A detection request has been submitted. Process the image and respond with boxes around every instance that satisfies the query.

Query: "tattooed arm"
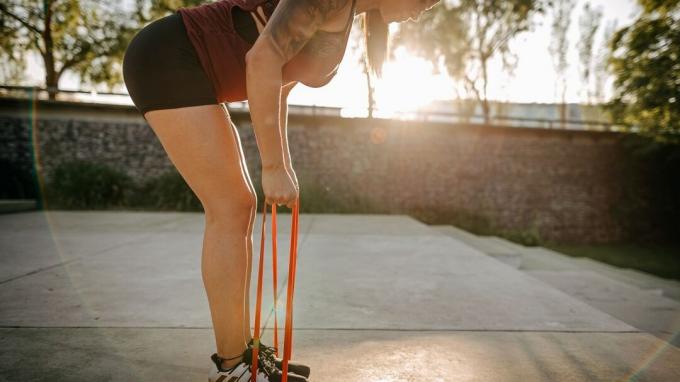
[245,0,349,169]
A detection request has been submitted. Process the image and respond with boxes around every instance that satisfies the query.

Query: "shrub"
[130,169,203,211]
[0,158,38,199]
[45,159,132,209]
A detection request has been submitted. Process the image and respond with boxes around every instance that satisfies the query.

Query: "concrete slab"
[0,210,197,234]
[487,236,529,253]
[2,211,676,381]
[0,229,634,332]
[0,231,209,326]
[303,213,443,236]
[0,199,36,214]
[1,212,633,332]
[526,270,680,347]
[1,328,679,381]
[432,225,523,268]
[279,233,634,331]
[518,247,591,272]
[0,211,198,282]
[518,246,680,302]
[571,257,680,302]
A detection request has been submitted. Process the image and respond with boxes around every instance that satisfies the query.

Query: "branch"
[463,73,482,103]
[57,44,90,77]
[57,56,80,78]
[0,4,43,34]
[488,25,520,56]
[31,36,46,57]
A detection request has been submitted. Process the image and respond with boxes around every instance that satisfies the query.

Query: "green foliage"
[44,159,203,211]
[577,2,603,104]
[0,0,204,93]
[132,0,205,24]
[41,160,385,213]
[498,223,542,247]
[618,135,680,241]
[45,159,133,209]
[295,174,376,214]
[130,169,203,211]
[547,242,680,280]
[0,158,38,199]
[0,1,136,93]
[603,1,680,143]
[639,0,678,14]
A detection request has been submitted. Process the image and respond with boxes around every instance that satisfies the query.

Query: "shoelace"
[252,197,300,382]
[241,345,278,378]
[230,358,273,382]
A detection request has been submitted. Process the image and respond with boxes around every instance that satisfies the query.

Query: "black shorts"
[122,12,218,119]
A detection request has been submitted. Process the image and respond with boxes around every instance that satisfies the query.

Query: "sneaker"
[208,350,308,382]
[247,338,311,378]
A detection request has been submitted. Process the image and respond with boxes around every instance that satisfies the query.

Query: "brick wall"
[280,116,651,243]
[0,98,665,243]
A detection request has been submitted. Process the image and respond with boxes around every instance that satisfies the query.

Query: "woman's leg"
[235,121,258,345]
[144,104,255,370]
[223,117,258,345]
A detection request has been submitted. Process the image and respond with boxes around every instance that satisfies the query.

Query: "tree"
[131,0,204,25]
[348,16,377,118]
[393,0,551,125]
[604,0,680,142]
[577,2,602,105]
[548,0,575,127]
[0,1,140,99]
[0,1,203,100]
[592,19,617,105]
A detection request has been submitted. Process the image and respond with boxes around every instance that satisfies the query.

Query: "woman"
[122,0,440,380]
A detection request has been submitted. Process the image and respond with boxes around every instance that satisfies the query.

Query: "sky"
[22,0,642,111]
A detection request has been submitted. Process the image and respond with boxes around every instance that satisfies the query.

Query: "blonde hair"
[362,9,389,79]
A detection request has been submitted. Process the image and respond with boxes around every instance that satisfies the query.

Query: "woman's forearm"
[279,82,297,170]
[279,97,292,169]
[246,50,285,170]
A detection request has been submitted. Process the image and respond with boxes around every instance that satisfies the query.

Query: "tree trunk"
[365,70,374,119]
[560,79,567,128]
[481,57,490,125]
[482,98,490,125]
[42,0,58,101]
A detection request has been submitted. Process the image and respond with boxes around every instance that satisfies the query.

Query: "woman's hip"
[122,12,218,114]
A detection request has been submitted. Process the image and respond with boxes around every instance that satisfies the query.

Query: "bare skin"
[143,83,296,371]
[141,0,440,371]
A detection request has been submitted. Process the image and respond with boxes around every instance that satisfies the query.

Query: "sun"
[372,46,454,119]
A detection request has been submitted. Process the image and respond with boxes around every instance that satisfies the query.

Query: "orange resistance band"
[252,197,300,382]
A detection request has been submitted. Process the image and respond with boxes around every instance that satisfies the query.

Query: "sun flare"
[372,47,454,118]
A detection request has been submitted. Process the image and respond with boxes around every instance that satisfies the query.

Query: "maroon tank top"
[176,0,356,103]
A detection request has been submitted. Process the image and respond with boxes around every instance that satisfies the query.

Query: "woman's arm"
[245,0,348,170]
[280,81,298,171]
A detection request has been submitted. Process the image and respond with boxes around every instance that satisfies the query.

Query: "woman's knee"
[203,190,257,228]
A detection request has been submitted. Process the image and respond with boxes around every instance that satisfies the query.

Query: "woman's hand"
[262,164,298,209]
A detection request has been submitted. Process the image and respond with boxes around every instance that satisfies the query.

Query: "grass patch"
[545,242,680,281]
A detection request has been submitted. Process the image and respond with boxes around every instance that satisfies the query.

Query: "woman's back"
[177,0,355,102]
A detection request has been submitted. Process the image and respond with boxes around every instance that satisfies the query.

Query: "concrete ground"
[1,211,679,381]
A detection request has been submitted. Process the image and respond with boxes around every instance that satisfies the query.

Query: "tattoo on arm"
[262,0,350,61]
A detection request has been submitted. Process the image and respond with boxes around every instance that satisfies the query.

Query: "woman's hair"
[362,9,389,79]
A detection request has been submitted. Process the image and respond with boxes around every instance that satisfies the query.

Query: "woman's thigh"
[144,104,255,224]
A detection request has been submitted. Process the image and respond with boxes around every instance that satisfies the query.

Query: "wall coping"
[0,96,625,141]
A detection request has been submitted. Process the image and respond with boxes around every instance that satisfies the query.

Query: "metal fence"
[0,84,633,132]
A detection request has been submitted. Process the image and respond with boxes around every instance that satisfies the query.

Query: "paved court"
[1,211,678,381]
